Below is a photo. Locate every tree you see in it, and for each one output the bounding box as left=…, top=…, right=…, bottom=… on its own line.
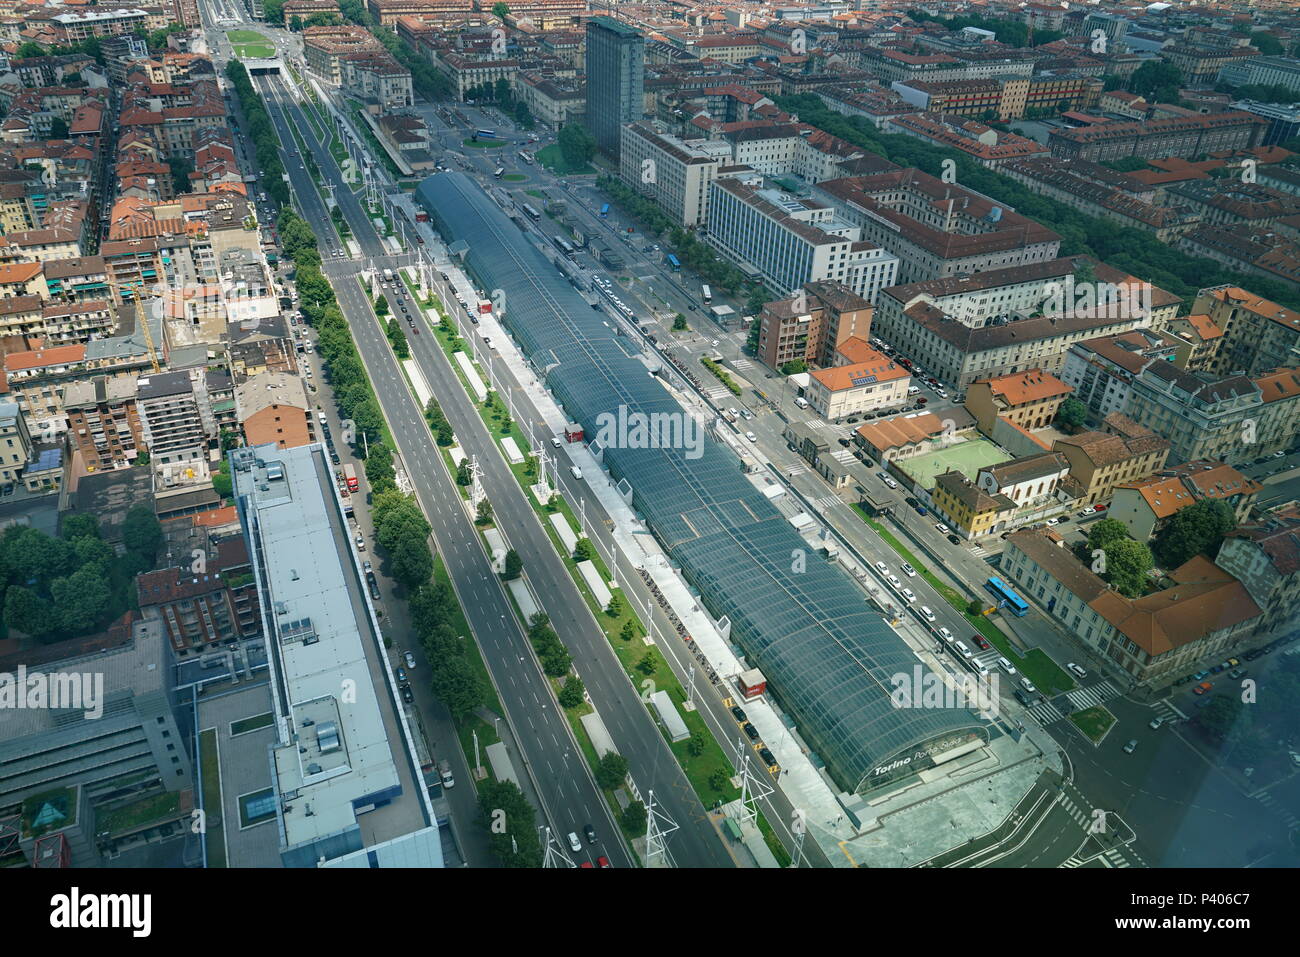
left=618, top=619, right=637, bottom=642
left=391, top=529, right=433, bottom=589
left=557, top=123, right=596, bottom=168
left=478, top=779, right=543, bottom=867
left=966, top=599, right=985, bottom=616
left=572, top=538, right=593, bottom=562
left=687, top=731, right=705, bottom=757
left=558, top=676, right=585, bottom=708
left=1104, top=538, right=1153, bottom=597
left=1087, top=518, right=1130, bottom=553
left=780, top=359, right=807, bottom=375
left=4, top=586, right=56, bottom=639
left=672, top=314, right=688, bottom=331
left=476, top=498, right=494, bottom=524
left=1153, top=499, right=1235, bottom=568
left=122, top=504, right=162, bottom=567
left=492, top=1, right=510, bottom=18
left=456, top=459, right=472, bottom=486
left=49, top=118, right=69, bottom=139
left=1129, top=60, right=1183, bottom=101
left=60, top=514, right=100, bottom=541
left=429, top=655, right=486, bottom=721
left=595, top=752, right=628, bottom=790
left=636, top=653, right=656, bottom=675
left=605, top=593, right=623, bottom=618
left=212, top=461, right=233, bottom=500
left=708, top=769, right=730, bottom=792
left=17, top=42, right=47, bottom=58
left=503, top=548, right=523, bottom=580
left=621, top=800, right=647, bottom=837
left=1055, top=397, right=1087, bottom=430
left=51, top=564, right=112, bottom=634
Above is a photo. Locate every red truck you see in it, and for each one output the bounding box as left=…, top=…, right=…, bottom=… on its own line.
left=343, top=463, right=359, bottom=492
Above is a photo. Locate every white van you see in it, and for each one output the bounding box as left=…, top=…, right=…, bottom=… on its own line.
left=569, top=466, right=583, bottom=481
left=919, top=606, right=936, bottom=623
left=907, top=386, right=921, bottom=396
left=954, top=640, right=973, bottom=659
left=997, top=656, right=1017, bottom=676
left=793, top=396, right=809, bottom=409
left=1067, top=662, right=1088, bottom=679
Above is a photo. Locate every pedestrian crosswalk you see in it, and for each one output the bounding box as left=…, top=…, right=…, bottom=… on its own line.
left=705, top=387, right=731, bottom=402
left=830, top=448, right=856, bottom=465
left=1065, top=679, right=1120, bottom=711
left=732, top=357, right=755, bottom=373
left=968, top=541, right=989, bottom=558
left=1057, top=792, right=1092, bottom=830
left=786, top=463, right=810, bottom=477
left=809, top=495, right=843, bottom=513
left=1150, top=698, right=1183, bottom=723
left=1255, top=789, right=1300, bottom=829
left=1024, top=699, right=1065, bottom=725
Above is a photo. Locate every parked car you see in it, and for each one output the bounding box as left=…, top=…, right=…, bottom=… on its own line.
left=947, top=534, right=962, bottom=545
left=743, top=722, right=760, bottom=741
left=400, top=684, right=414, bottom=704
left=1123, top=739, right=1138, bottom=754
left=1149, top=717, right=1164, bottom=730
left=404, top=651, right=417, bottom=669
left=730, top=705, right=746, bottom=722
left=1194, top=681, right=1213, bottom=695
left=934, top=522, right=950, bottom=534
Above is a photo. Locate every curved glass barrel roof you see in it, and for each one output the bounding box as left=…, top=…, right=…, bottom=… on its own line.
left=417, top=173, right=984, bottom=794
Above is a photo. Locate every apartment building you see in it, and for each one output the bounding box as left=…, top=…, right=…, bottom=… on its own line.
left=619, top=124, right=728, bottom=227
left=813, top=169, right=1061, bottom=285
left=756, top=281, right=873, bottom=371
left=965, top=368, right=1072, bottom=435
left=136, top=370, right=210, bottom=472
left=805, top=344, right=909, bottom=422
left=1109, top=460, right=1261, bottom=541
left=707, top=178, right=899, bottom=303
left=0, top=401, right=32, bottom=486
left=1123, top=363, right=1300, bottom=465
left=1193, top=285, right=1300, bottom=378
left=1218, top=56, right=1300, bottom=95
left=63, top=374, right=144, bottom=472
left=1054, top=420, right=1171, bottom=508
left=1001, top=529, right=1261, bottom=685
left=1217, top=506, right=1300, bottom=636
left=872, top=259, right=1177, bottom=388
left=931, top=470, right=1017, bottom=539
left=1047, top=111, right=1267, bottom=163
left=137, top=564, right=261, bottom=657
left=1060, top=328, right=1190, bottom=421
left=236, top=371, right=314, bottom=450
left=884, top=113, right=1047, bottom=168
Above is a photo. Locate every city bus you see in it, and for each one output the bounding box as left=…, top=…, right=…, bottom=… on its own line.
left=599, top=203, right=610, bottom=217
left=476, top=129, right=496, bottom=138
left=518, top=151, right=533, bottom=165
left=701, top=284, right=712, bottom=304
left=985, top=577, right=1029, bottom=617
left=666, top=253, right=681, bottom=272
left=493, top=167, right=504, bottom=178
left=552, top=235, right=575, bottom=258
left=521, top=203, right=540, bottom=221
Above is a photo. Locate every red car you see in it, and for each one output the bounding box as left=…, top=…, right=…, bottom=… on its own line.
left=580, top=861, right=594, bottom=868
left=971, top=634, right=990, bottom=651
left=1093, top=503, right=1107, bottom=512
left=1194, top=681, right=1213, bottom=695
left=596, top=856, right=611, bottom=868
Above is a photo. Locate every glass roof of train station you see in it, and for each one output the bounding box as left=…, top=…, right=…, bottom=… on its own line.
left=417, top=173, right=984, bottom=794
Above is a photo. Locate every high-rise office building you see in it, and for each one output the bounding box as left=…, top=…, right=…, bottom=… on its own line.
left=585, top=16, right=645, bottom=159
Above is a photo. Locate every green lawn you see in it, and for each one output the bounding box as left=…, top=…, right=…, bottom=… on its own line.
left=854, top=507, right=1074, bottom=695
left=536, top=144, right=594, bottom=176
left=502, top=173, right=527, bottom=182
left=198, top=729, right=226, bottom=868
left=1070, top=705, right=1115, bottom=742
left=227, top=29, right=275, bottom=58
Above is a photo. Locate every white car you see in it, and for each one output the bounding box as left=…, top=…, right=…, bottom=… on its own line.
left=744, top=431, right=757, bottom=442
left=875, top=561, right=890, bottom=575
left=919, top=605, right=936, bottom=622
left=1019, top=677, right=1036, bottom=694
left=900, top=562, right=916, bottom=578
left=934, top=522, right=950, bottom=534
left=741, top=409, right=754, bottom=420
left=567, top=831, right=583, bottom=853
left=883, top=476, right=899, bottom=490
left=404, top=651, right=417, bottom=669
left=901, top=588, right=917, bottom=603
left=887, top=574, right=902, bottom=590
left=937, top=627, right=953, bottom=642
left=1045, top=517, right=1061, bottom=527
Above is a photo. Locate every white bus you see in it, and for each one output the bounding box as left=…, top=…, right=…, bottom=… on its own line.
left=518, top=151, right=533, bottom=165
left=701, top=284, right=712, bottom=304
left=493, top=167, right=505, bottom=178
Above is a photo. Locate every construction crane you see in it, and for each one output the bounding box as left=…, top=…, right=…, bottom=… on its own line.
left=129, top=284, right=162, bottom=373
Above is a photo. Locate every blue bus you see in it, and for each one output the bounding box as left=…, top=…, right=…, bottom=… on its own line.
left=985, top=577, right=1029, bottom=617
left=600, top=203, right=610, bottom=217
left=666, top=254, right=681, bottom=271
left=475, top=128, right=496, bottom=139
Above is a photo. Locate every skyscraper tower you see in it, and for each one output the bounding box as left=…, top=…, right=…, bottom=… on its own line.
left=584, top=15, right=645, bottom=160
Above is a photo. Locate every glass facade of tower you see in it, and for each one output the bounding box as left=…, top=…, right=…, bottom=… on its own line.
left=584, top=16, right=645, bottom=159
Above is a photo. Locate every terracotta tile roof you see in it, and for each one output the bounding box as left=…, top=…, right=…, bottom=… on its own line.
left=978, top=368, right=1071, bottom=406
left=856, top=411, right=944, bottom=450
left=811, top=349, right=907, bottom=392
